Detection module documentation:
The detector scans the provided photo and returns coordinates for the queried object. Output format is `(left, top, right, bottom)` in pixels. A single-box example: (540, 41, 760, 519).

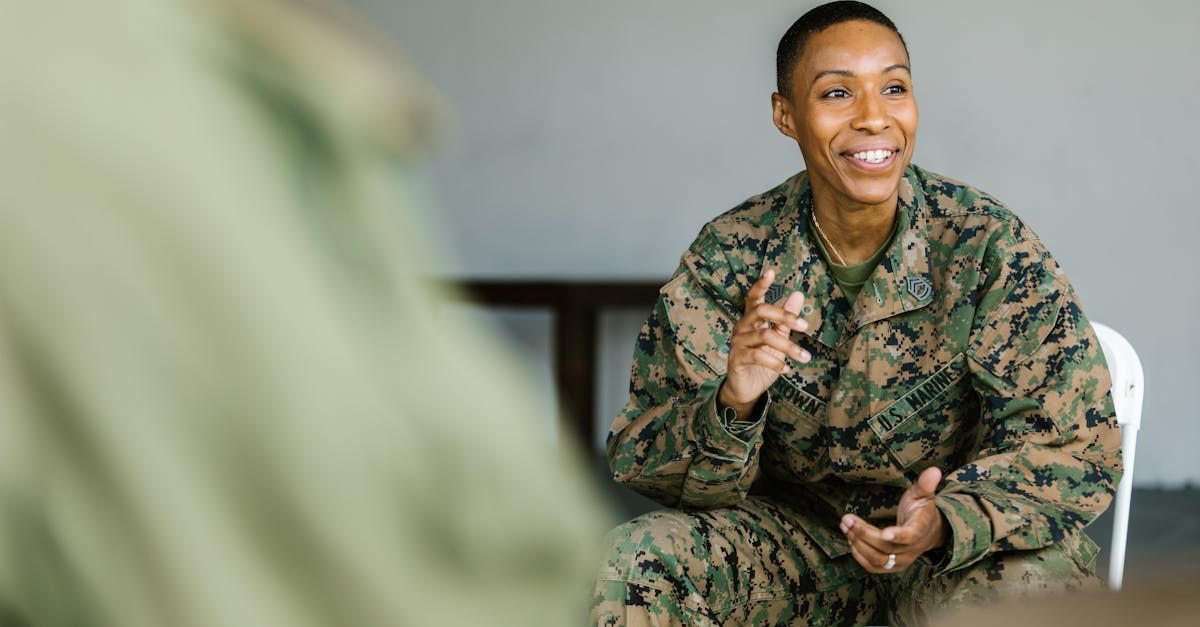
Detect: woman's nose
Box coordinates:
(851, 92, 889, 133)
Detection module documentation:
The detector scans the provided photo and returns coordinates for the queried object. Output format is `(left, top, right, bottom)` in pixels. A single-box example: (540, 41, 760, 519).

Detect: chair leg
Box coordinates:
(1107, 428, 1138, 591)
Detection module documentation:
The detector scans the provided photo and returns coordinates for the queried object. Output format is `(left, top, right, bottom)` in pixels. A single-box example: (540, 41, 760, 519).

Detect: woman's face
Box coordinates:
(773, 20, 918, 211)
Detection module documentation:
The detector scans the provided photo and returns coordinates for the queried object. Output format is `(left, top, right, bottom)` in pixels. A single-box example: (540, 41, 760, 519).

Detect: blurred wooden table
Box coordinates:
(456, 280, 662, 451)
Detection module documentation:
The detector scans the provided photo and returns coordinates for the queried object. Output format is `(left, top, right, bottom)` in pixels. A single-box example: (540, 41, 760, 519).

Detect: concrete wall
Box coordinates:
(351, 0, 1200, 486)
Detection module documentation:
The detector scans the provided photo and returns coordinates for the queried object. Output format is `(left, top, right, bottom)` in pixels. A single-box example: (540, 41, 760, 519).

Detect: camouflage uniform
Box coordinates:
(593, 164, 1122, 626)
(0, 1, 607, 625)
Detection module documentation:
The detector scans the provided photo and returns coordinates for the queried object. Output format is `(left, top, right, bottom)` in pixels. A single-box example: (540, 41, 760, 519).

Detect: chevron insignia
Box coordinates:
(906, 276, 933, 301)
(765, 282, 784, 303)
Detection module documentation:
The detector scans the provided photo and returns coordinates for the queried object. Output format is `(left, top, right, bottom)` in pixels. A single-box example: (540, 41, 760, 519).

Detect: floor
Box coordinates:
(1087, 486, 1200, 584)
(593, 458, 1200, 587)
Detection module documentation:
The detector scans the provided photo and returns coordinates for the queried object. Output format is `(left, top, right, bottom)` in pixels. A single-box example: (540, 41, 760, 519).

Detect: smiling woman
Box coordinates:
(592, 2, 1123, 626)
(774, 18, 918, 235)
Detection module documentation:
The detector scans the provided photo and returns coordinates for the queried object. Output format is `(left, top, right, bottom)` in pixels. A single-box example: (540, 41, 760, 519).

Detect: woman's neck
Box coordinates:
(810, 192, 899, 265)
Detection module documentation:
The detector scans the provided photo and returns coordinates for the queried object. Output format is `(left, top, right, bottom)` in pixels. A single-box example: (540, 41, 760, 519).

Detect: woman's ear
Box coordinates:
(771, 92, 798, 141)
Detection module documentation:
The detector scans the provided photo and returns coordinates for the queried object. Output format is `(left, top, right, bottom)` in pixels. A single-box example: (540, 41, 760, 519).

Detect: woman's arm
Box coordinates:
(935, 238, 1123, 573)
(607, 227, 787, 509)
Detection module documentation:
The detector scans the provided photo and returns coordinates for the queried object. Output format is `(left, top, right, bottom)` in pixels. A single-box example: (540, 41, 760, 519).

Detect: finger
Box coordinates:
(840, 513, 881, 536)
(848, 540, 880, 574)
(745, 347, 789, 374)
(741, 328, 810, 363)
(729, 341, 790, 374)
(729, 332, 807, 373)
(745, 269, 776, 308)
(849, 534, 889, 568)
(743, 302, 808, 333)
(779, 291, 805, 317)
(913, 466, 942, 498)
(769, 293, 807, 341)
(879, 523, 923, 546)
(849, 538, 907, 574)
(894, 467, 943, 531)
(844, 518, 914, 574)
(842, 514, 904, 555)
(761, 345, 786, 362)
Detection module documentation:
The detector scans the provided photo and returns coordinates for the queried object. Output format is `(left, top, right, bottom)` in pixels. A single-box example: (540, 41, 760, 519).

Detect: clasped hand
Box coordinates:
(840, 466, 948, 573)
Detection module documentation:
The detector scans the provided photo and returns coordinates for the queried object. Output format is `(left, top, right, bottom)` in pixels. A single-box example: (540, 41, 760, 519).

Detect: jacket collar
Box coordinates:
(761, 166, 934, 350)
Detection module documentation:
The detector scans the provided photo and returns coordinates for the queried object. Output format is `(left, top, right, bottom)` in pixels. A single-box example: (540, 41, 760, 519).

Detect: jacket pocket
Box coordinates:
(869, 354, 972, 469)
(760, 377, 827, 482)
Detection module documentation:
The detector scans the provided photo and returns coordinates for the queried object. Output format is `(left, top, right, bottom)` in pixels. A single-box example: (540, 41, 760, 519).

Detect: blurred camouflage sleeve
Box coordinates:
(934, 227, 1123, 573)
(606, 227, 767, 509)
(0, 1, 608, 624)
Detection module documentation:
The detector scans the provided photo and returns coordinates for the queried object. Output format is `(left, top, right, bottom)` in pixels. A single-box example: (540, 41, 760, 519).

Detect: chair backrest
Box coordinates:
(1090, 322, 1145, 592)
(1092, 322, 1145, 431)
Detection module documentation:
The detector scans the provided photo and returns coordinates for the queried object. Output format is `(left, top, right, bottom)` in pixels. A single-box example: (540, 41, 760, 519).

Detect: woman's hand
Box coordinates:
(718, 268, 811, 416)
(840, 467, 948, 574)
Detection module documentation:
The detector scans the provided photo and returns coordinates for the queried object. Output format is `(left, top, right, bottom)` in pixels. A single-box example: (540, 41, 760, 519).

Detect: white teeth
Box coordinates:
(852, 149, 892, 163)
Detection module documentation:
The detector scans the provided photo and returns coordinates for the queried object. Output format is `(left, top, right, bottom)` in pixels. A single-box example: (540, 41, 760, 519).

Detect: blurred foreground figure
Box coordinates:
(0, 1, 606, 625)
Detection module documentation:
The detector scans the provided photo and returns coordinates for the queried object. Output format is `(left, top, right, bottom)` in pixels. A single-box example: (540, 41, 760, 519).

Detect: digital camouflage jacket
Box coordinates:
(608, 164, 1122, 574)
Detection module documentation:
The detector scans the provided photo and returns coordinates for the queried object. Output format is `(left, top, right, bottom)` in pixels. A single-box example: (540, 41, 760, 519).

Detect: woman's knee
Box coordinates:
(599, 509, 702, 580)
(593, 510, 720, 626)
(907, 532, 1103, 615)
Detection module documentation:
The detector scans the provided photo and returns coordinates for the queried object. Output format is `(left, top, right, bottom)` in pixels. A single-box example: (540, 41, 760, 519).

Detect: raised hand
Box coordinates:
(718, 268, 812, 417)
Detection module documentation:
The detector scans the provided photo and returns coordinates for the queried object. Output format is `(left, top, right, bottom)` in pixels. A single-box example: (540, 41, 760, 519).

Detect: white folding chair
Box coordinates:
(1090, 322, 1145, 592)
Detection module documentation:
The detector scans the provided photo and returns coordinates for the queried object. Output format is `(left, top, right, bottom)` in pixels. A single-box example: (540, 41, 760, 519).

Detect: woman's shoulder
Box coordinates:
(704, 171, 807, 235)
(671, 173, 810, 291)
(908, 164, 1043, 248)
(908, 165, 1019, 222)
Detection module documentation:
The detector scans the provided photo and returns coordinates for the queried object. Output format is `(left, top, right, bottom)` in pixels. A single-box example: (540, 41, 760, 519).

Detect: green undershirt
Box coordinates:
(811, 217, 897, 304)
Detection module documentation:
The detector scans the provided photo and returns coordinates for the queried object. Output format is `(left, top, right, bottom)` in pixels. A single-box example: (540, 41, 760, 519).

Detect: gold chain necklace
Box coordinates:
(810, 210, 847, 265)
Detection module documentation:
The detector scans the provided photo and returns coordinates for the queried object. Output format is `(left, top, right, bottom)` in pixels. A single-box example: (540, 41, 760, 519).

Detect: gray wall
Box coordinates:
(352, 0, 1200, 486)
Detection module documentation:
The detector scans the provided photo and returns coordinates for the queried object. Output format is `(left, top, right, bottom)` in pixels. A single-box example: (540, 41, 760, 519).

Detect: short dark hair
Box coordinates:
(776, 1, 908, 95)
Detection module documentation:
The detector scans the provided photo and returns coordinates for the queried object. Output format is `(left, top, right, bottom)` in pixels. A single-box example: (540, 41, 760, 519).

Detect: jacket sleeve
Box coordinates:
(606, 227, 769, 510)
(934, 232, 1123, 573)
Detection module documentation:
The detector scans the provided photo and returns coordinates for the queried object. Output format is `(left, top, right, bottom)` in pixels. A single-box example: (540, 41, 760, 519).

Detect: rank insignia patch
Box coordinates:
(906, 276, 933, 301)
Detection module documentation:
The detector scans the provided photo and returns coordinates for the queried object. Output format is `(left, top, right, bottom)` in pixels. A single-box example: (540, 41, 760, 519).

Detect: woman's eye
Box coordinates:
(822, 88, 849, 99)
(884, 84, 908, 95)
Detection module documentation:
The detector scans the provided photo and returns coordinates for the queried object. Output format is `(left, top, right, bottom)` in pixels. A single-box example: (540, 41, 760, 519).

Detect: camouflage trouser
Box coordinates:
(590, 497, 1101, 626)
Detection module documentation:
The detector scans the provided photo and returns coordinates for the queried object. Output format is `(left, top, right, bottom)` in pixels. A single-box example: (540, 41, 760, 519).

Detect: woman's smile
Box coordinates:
(841, 143, 899, 172)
